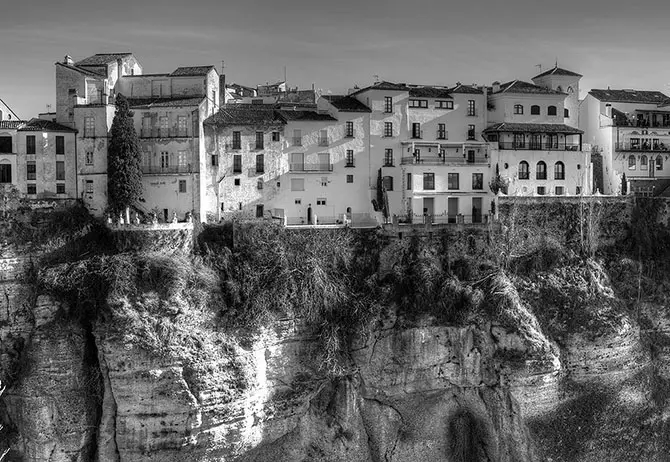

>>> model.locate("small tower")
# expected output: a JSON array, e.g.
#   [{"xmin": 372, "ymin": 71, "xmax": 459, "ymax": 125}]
[{"xmin": 532, "ymin": 64, "xmax": 582, "ymax": 128}]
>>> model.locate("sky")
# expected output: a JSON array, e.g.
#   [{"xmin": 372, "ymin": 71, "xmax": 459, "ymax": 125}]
[{"xmin": 2, "ymin": 0, "xmax": 670, "ymax": 119}]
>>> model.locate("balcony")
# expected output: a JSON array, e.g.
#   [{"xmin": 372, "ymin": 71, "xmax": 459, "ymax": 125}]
[
  {"xmin": 142, "ymin": 165, "xmax": 195, "ymax": 175},
  {"xmin": 289, "ymin": 163, "xmax": 333, "ymax": 172},
  {"xmin": 345, "ymin": 161, "xmax": 355, "ymax": 167},
  {"xmin": 498, "ymin": 141, "xmax": 581, "ymax": 151},
  {"xmin": 140, "ymin": 128, "xmax": 189, "ymax": 138},
  {"xmin": 614, "ymin": 118, "xmax": 670, "ymax": 128},
  {"xmin": 616, "ymin": 141, "xmax": 670, "ymax": 152},
  {"xmin": 401, "ymin": 155, "xmax": 488, "ymax": 166}
]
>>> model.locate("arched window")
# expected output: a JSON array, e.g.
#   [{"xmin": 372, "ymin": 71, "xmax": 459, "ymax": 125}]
[
  {"xmin": 641, "ymin": 155, "xmax": 648, "ymax": 170},
  {"xmin": 564, "ymin": 108, "xmax": 570, "ymax": 118},
  {"xmin": 554, "ymin": 161, "xmax": 565, "ymax": 180},
  {"xmin": 514, "ymin": 104, "xmax": 524, "ymax": 115},
  {"xmin": 531, "ymin": 105, "xmax": 540, "ymax": 115},
  {"xmin": 656, "ymin": 156, "xmax": 663, "ymax": 170},
  {"xmin": 519, "ymin": 161, "xmax": 529, "ymax": 179},
  {"xmin": 548, "ymin": 106, "xmax": 557, "ymax": 116},
  {"xmin": 628, "ymin": 155, "xmax": 636, "ymax": 169},
  {"xmin": 536, "ymin": 161, "xmax": 547, "ymax": 179},
  {"xmin": 567, "ymin": 86, "xmax": 574, "ymax": 94},
  {"xmin": 557, "ymin": 86, "xmax": 563, "ymax": 93}
]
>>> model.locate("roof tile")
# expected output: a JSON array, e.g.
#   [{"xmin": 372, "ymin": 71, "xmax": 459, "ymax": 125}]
[
  {"xmin": 484, "ymin": 122, "xmax": 583, "ymax": 134},
  {"xmin": 589, "ymin": 89, "xmax": 670, "ymax": 104},
  {"xmin": 493, "ymin": 80, "xmax": 565, "ymax": 95},
  {"xmin": 322, "ymin": 95, "xmax": 371, "ymax": 112},
  {"xmin": 75, "ymin": 53, "xmax": 133, "ymax": 66},
  {"xmin": 532, "ymin": 66, "xmax": 583, "ymax": 80},
  {"xmin": 170, "ymin": 66, "xmax": 215, "ymax": 77}
]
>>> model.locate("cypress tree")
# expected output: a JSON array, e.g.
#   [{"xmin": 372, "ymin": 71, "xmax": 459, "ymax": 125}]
[{"xmin": 107, "ymin": 94, "xmax": 142, "ymax": 215}]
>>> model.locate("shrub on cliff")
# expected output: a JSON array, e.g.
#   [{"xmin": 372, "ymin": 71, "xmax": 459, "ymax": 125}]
[{"xmin": 107, "ymin": 94, "xmax": 143, "ymax": 215}]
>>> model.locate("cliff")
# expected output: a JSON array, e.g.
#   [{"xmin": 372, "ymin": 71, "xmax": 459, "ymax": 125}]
[{"xmin": 1, "ymin": 197, "xmax": 669, "ymax": 461}]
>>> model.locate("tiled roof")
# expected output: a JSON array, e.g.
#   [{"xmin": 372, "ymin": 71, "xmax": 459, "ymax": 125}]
[
  {"xmin": 170, "ymin": 66, "xmax": 216, "ymax": 77},
  {"xmin": 0, "ymin": 120, "xmax": 26, "ymax": 130},
  {"xmin": 276, "ymin": 110, "xmax": 337, "ymax": 122},
  {"xmin": 75, "ymin": 53, "xmax": 133, "ymax": 66},
  {"xmin": 204, "ymin": 106, "xmax": 282, "ymax": 126},
  {"xmin": 18, "ymin": 118, "xmax": 76, "ymax": 132},
  {"xmin": 408, "ymin": 87, "xmax": 453, "ymax": 99},
  {"xmin": 56, "ymin": 62, "xmax": 105, "ymax": 78},
  {"xmin": 588, "ymin": 89, "xmax": 670, "ymax": 104},
  {"xmin": 494, "ymin": 80, "xmax": 565, "ymax": 95},
  {"xmin": 349, "ymin": 80, "xmax": 409, "ymax": 95},
  {"xmin": 322, "ymin": 95, "xmax": 371, "ymax": 112},
  {"xmin": 484, "ymin": 122, "xmax": 583, "ymax": 134},
  {"xmin": 532, "ymin": 66, "xmax": 583, "ymax": 80},
  {"xmin": 449, "ymin": 84, "xmax": 484, "ymax": 95},
  {"xmin": 126, "ymin": 96, "xmax": 205, "ymax": 108}
]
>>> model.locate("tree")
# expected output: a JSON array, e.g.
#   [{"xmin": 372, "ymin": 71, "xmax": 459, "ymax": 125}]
[
  {"xmin": 107, "ymin": 94, "xmax": 143, "ymax": 215},
  {"xmin": 0, "ymin": 184, "xmax": 22, "ymax": 219}
]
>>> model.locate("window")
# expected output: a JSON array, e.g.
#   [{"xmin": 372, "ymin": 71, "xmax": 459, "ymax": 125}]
[
  {"xmin": 290, "ymin": 152, "xmax": 304, "ymax": 171},
  {"xmin": 641, "ymin": 155, "xmax": 648, "ymax": 170},
  {"xmin": 628, "ymin": 155, "xmax": 636, "ymax": 170},
  {"xmin": 291, "ymin": 178, "xmax": 305, "ymax": 191},
  {"xmin": 557, "ymin": 86, "xmax": 563, "ymax": 93},
  {"xmin": 160, "ymin": 151, "xmax": 170, "ymax": 169},
  {"xmin": 177, "ymin": 116, "xmax": 187, "ymax": 136},
  {"xmin": 384, "ymin": 148, "xmax": 394, "ymax": 166},
  {"xmin": 293, "ymin": 129, "xmax": 302, "ymax": 146},
  {"xmin": 211, "ymin": 154, "xmax": 219, "ymax": 166},
  {"xmin": 256, "ymin": 154, "xmax": 264, "ymax": 173},
  {"xmin": 84, "ymin": 117, "xmax": 95, "ymax": 137},
  {"xmin": 159, "ymin": 116, "xmax": 168, "ymax": 135},
  {"xmin": 630, "ymin": 138, "xmax": 640, "ymax": 150},
  {"xmin": 177, "ymin": 151, "xmax": 188, "ymax": 170},
  {"xmin": 536, "ymin": 161, "xmax": 547, "ymax": 179},
  {"xmin": 384, "ymin": 122, "xmax": 393, "ymax": 137},
  {"xmin": 295, "ymin": 199, "xmax": 301, "ymax": 204},
  {"xmin": 85, "ymin": 151, "xmax": 94, "ymax": 165},
  {"xmin": 576, "ymin": 186, "xmax": 582, "ymax": 195},
  {"xmin": 555, "ymin": 186, "xmax": 564, "ymax": 195},
  {"xmin": 530, "ymin": 105, "xmax": 540, "ymax": 115},
  {"xmin": 423, "ymin": 173, "xmax": 435, "ymax": 190},
  {"xmin": 472, "ymin": 173, "xmax": 483, "ymax": 190},
  {"xmin": 232, "ymin": 131, "xmax": 241, "ymax": 149},
  {"xmin": 57, "ymin": 183, "xmax": 65, "ymax": 194},
  {"xmin": 436, "ymin": 100, "xmax": 453, "ymax": 109},
  {"xmin": 537, "ymin": 186, "xmax": 546, "ymax": 195},
  {"xmin": 564, "ymin": 108, "xmax": 570, "ymax": 118},
  {"xmin": 0, "ymin": 164, "xmax": 11, "ymax": 183},
  {"xmin": 384, "ymin": 96, "xmax": 393, "ymax": 113},
  {"xmin": 56, "ymin": 136, "xmax": 64, "ymax": 155},
  {"xmin": 179, "ymin": 180, "xmax": 187, "ymax": 193},
  {"xmin": 567, "ymin": 86, "xmax": 574, "ymax": 94},
  {"xmin": 412, "ymin": 123, "xmax": 421, "ymax": 139},
  {"xmin": 382, "ymin": 175, "xmax": 394, "ymax": 191},
  {"xmin": 26, "ymin": 135, "xmax": 36, "ymax": 154},
  {"xmin": 321, "ymin": 176, "xmax": 328, "ymax": 187},
  {"xmin": 256, "ymin": 131, "xmax": 264, "ymax": 150},
  {"xmin": 317, "ymin": 198, "xmax": 326, "ymax": 206},
  {"xmin": 318, "ymin": 153, "xmax": 331, "ymax": 171},
  {"xmin": 56, "ymin": 161, "xmax": 65, "ymax": 180},
  {"xmin": 554, "ymin": 161, "xmax": 565, "ymax": 180},
  {"xmin": 233, "ymin": 154, "xmax": 242, "ymax": 173},
  {"xmin": 409, "ymin": 99, "xmax": 428, "ymax": 108},
  {"xmin": 0, "ymin": 137, "xmax": 11, "ymax": 153},
  {"xmin": 437, "ymin": 123, "xmax": 446, "ymax": 140},
  {"xmin": 547, "ymin": 134, "xmax": 558, "ymax": 149},
  {"xmin": 26, "ymin": 161, "xmax": 36, "ymax": 180},
  {"xmin": 346, "ymin": 150, "xmax": 354, "ymax": 167},
  {"xmin": 407, "ymin": 173, "xmax": 412, "ymax": 189},
  {"xmin": 530, "ymin": 134, "xmax": 541, "ymax": 150},
  {"xmin": 657, "ymin": 156, "xmax": 664, "ymax": 170},
  {"xmin": 514, "ymin": 104, "xmax": 524, "ymax": 115},
  {"xmin": 319, "ymin": 129, "xmax": 328, "ymax": 146},
  {"xmin": 345, "ymin": 121, "xmax": 354, "ymax": 137},
  {"xmin": 234, "ymin": 178, "xmax": 241, "ymax": 186},
  {"xmin": 85, "ymin": 180, "xmax": 93, "ymax": 194},
  {"xmin": 346, "ymin": 174, "xmax": 354, "ymax": 183},
  {"xmin": 257, "ymin": 178, "xmax": 264, "ymax": 190},
  {"xmin": 448, "ymin": 173, "xmax": 459, "ymax": 190},
  {"xmin": 519, "ymin": 161, "xmax": 529, "ymax": 179},
  {"xmin": 272, "ymin": 131, "xmax": 280, "ymax": 142},
  {"xmin": 548, "ymin": 106, "xmax": 557, "ymax": 116},
  {"xmin": 467, "ymin": 100, "xmax": 476, "ymax": 116},
  {"xmin": 468, "ymin": 125, "xmax": 475, "ymax": 140},
  {"xmin": 467, "ymin": 150, "xmax": 475, "ymax": 163},
  {"xmin": 513, "ymin": 133, "xmax": 525, "ymax": 148},
  {"xmin": 27, "ymin": 183, "xmax": 36, "ymax": 195},
  {"xmin": 256, "ymin": 204, "xmax": 264, "ymax": 218}
]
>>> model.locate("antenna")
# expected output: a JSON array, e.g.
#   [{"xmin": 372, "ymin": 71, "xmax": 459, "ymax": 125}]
[{"xmin": 284, "ymin": 66, "xmax": 287, "ymax": 84}]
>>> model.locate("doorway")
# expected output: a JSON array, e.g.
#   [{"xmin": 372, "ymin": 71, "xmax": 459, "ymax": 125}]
[
  {"xmin": 423, "ymin": 197, "xmax": 434, "ymax": 223},
  {"xmin": 307, "ymin": 205, "xmax": 313, "ymax": 225},
  {"xmin": 448, "ymin": 198, "xmax": 458, "ymax": 223},
  {"xmin": 472, "ymin": 197, "xmax": 482, "ymax": 223}
]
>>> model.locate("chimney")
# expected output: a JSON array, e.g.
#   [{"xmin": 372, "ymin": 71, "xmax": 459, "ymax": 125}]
[
  {"xmin": 219, "ymin": 74, "xmax": 226, "ymax": 107},
  {"xmin": 605, "ymin": 103, "xmax": 612, "ymax": 118},
  {"xmin": 64, "ymin": 55, "xmax": 74, "ymax": 65},
  {"xmin": 492, "ymin": 81, "xmax": 501, "ymax": 93}
]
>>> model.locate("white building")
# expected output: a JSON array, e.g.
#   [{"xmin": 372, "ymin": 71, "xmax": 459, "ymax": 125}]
[{"xmin": 579, "ymin": 88, "xmax": 670, "ymax": 196}]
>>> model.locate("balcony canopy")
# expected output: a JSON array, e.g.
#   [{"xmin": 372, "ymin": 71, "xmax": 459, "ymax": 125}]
[{"xmin": 483, "ymin": 122, "xmax": 583, "ymax": 135}]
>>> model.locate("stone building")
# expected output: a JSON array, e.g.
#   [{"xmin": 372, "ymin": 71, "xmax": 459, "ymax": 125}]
[{"xmin": 54, "ymin": 53, "xmax": 219, "ymax": 220}]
